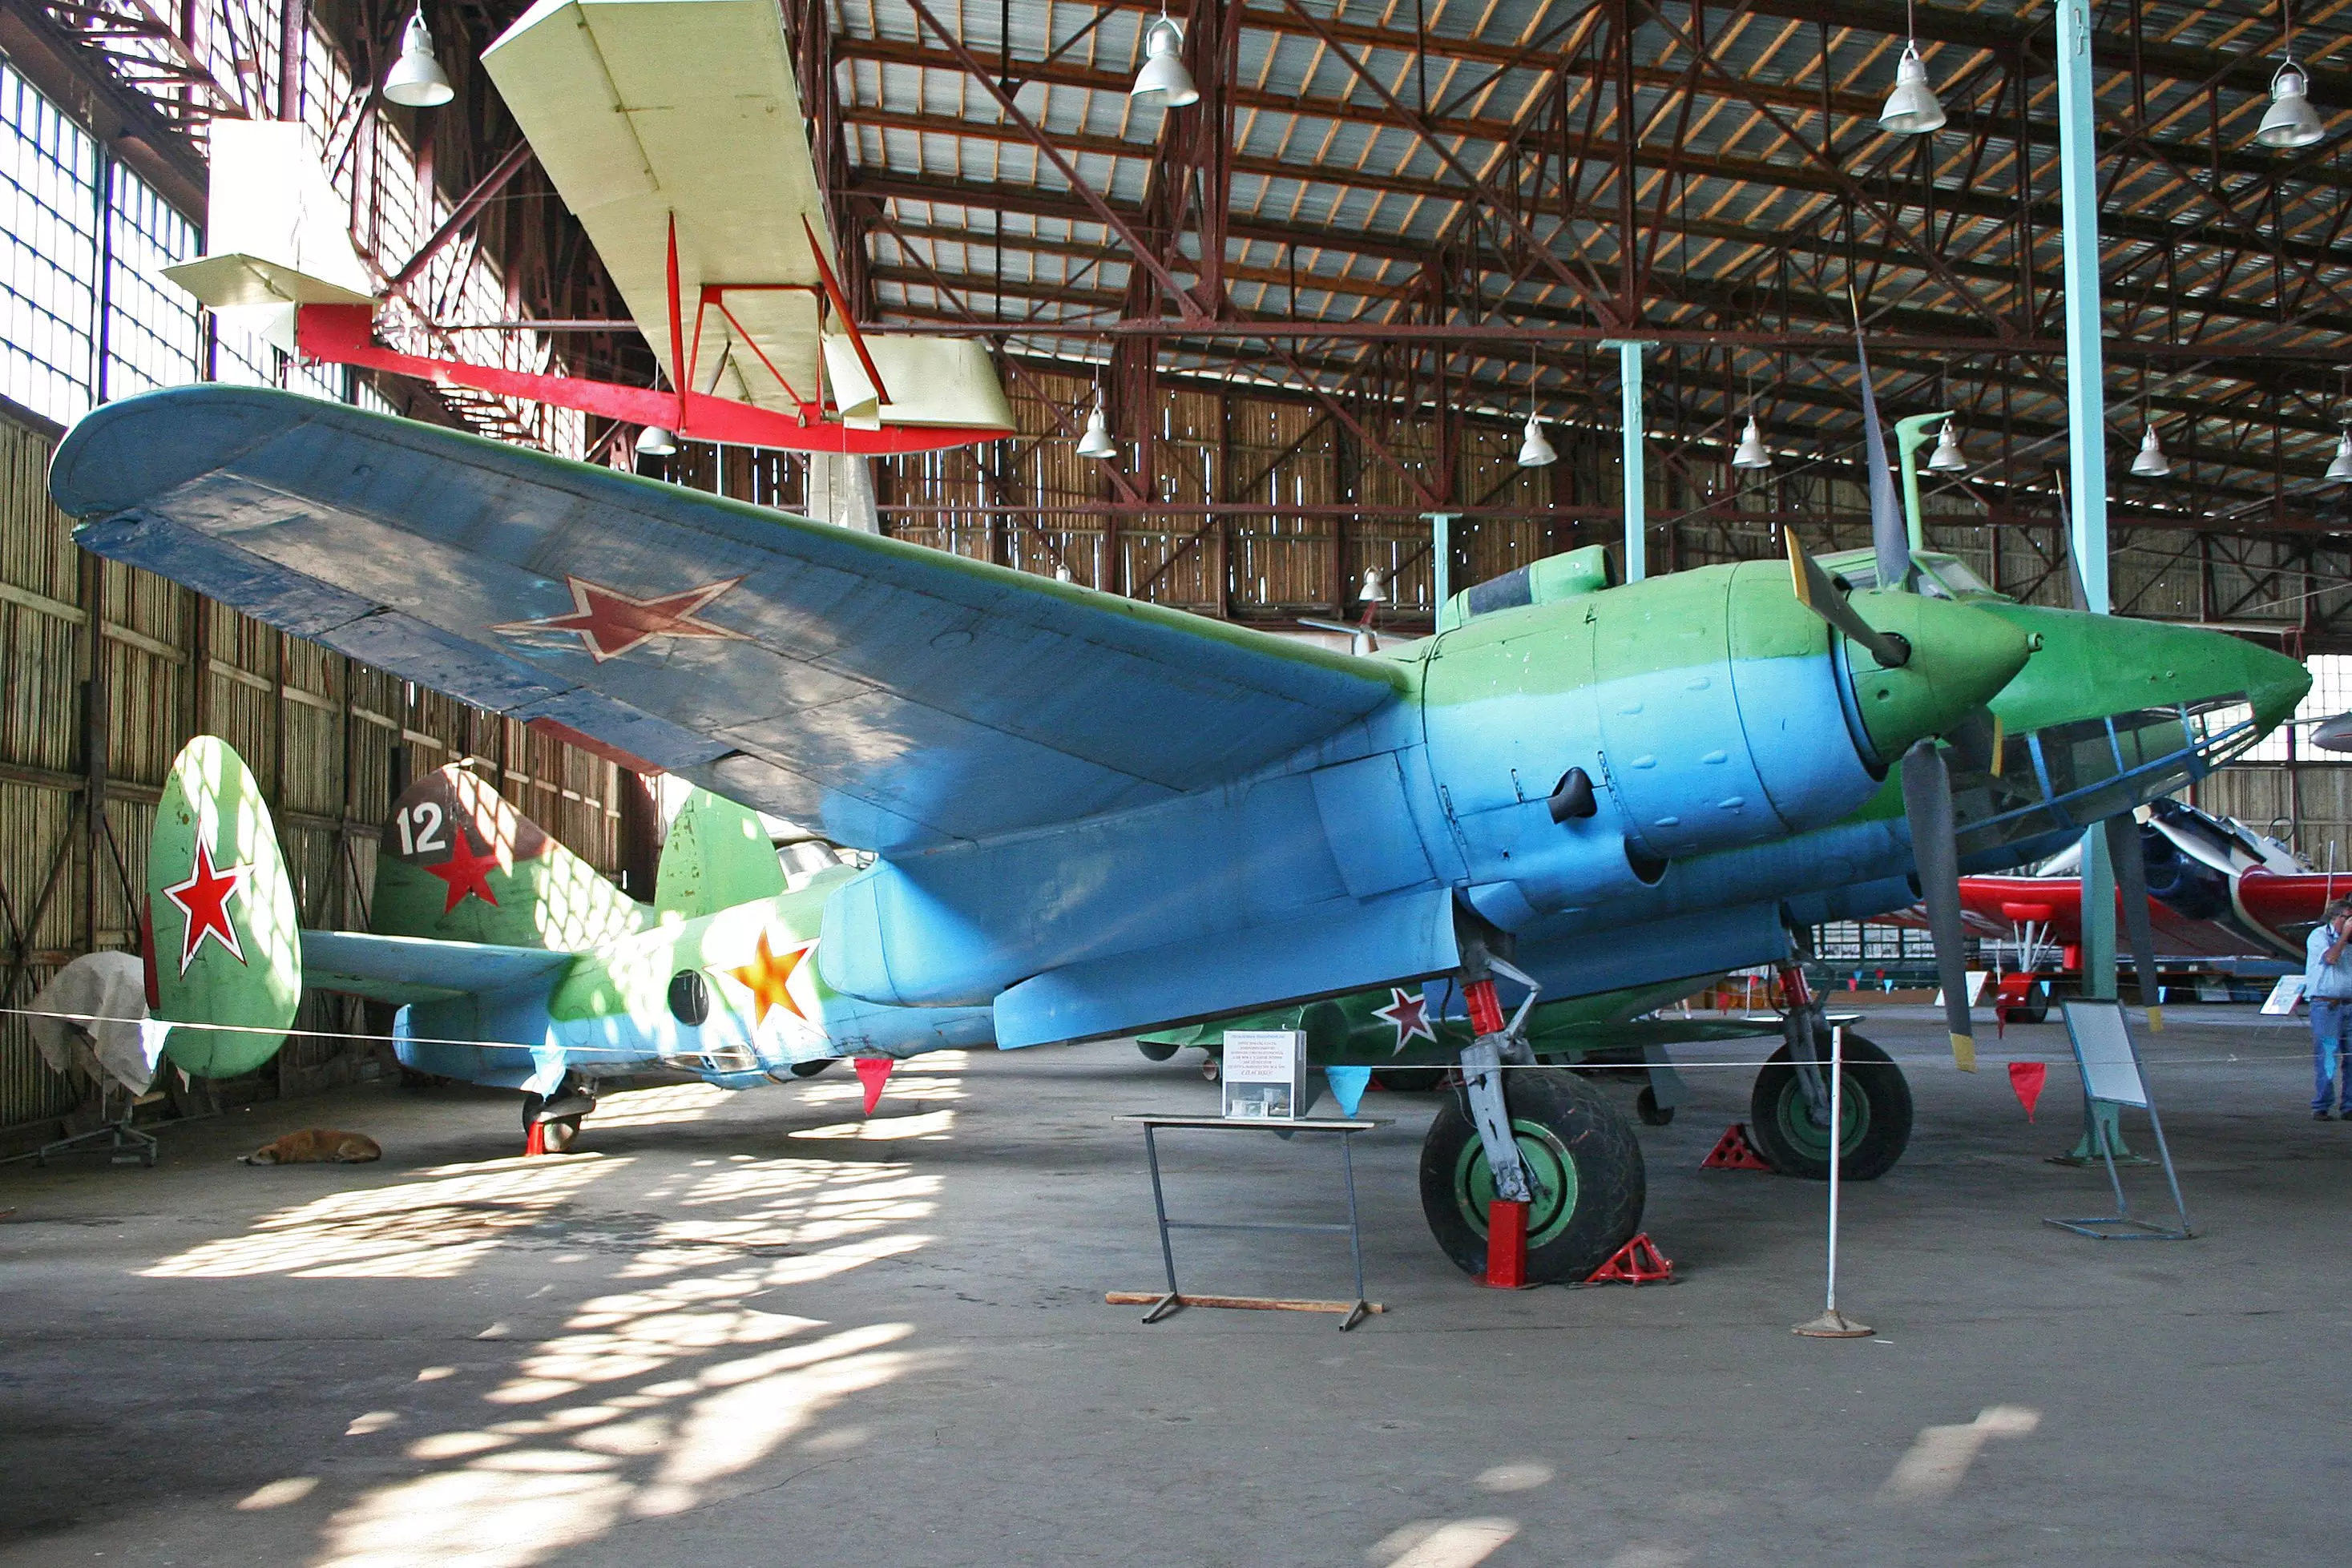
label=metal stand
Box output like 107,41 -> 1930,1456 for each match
1113,1115 -> 1384,1330
1794,1024 -> 1873,1337
2043,1002 -> 2193,1240
9,1088 -> 159,1167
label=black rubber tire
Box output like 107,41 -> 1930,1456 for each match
1635,1085 -> 1675,1126
2011,986 -> 2050,1025
540,1116 -> 580,1154
518,1091 -> 544,1127
1746,1034 -> 1912,1182
1418,1067 -> 1646,1284
1136,1040 -> 1181,1062
1375,1066 -> 1448,1093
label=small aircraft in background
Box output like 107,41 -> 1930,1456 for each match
163,0 -> 1014,457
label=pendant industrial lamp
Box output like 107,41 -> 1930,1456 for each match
1358,566 -> 1389,604
634,424 -> 679,458
1878,10 -> 1945,136
2130,424 -> 2171,478
1927,418 -> 1967,473
2328,432 -> 2352,482
1132,10 -> 1201,107
2256,3 -> 2326,149
384,6 -> 455,108
1517,362 -> 1557,468
1076,389 -> 1118,459
1731,415 -> 1771,470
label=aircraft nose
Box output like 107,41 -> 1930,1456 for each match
1840,592 -> 2035,767
1972,603 -> 2311,756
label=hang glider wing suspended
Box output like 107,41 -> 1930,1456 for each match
163,1 -> 1011,453
55,386 -> 1400,853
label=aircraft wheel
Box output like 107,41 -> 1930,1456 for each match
1635,1085 -> 1675,1126
1747,1034 -> 1912,1182
540,1116 -> 581,1154
1375,1066 -> 1447,1093
1418,1067 -> 1645,1284
1137,1040 -> 1180,1062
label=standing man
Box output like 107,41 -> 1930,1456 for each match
2306,898 -> 2352,1119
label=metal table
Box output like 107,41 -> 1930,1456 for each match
1111,1113 -> 1386,1331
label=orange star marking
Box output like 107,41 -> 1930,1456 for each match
422,828 -> 500,913
727,931 -> 817,1028
491,575 -> 747,663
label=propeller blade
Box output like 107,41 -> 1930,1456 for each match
1902,738 -> 1976,1071
2104,812 -> 2165,1032
1785,528 -> 1912,669
1854,320 -> 1910,592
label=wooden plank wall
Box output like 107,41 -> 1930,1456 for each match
0,408 -> 628,1147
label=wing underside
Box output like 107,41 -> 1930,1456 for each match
301,929 -> 575,1005
56,387 -> 1402,853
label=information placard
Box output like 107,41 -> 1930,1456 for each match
1221,1030 -> 1306,1120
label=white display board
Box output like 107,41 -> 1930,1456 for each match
2062,1001 -> 2148,1109
1221,1030 -> 1306,1120
2261,974 -> 2308,1016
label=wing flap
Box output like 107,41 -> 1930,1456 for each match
56,388 -> 1403,852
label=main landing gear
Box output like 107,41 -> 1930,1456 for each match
1748,962 -> 1913,1182
1419,939 -> 1646,1285
522,1082 -> 596,1155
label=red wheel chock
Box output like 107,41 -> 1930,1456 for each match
1584,1232 -> 1675,1286
522,1121 -> 547,1157
1483,1198 -> 1529,1288
1701,1123 -> 1773,1171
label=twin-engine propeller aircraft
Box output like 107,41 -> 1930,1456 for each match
163,0 -> 1013,456
53,368 -> 2302,1282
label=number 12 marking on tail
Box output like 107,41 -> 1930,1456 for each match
395,801 -> 446,857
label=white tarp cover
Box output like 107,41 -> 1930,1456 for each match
28,952 -> 162,1096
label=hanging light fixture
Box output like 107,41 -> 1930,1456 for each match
1358,566 -> 1388,604
1517,413 -> 1558,469
383,6 -> 455,109
1878,38 -> 1946,135
1731,415 -> 1772,470
1927,418 -> 1967,473
1055,563 -> 1076,582
1131,10 -> 1200,107
2328,431 -> 2352,482
634,424 -> 678,458
2256,59 -> 2326,148
1076,393 -> 1117,459
2130,424 -> 2171,478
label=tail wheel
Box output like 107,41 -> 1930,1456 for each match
1746,1034 -> 1912,1181
540,1116 -> 581,1154
1418,1067 -> 1645,1284
1635,1085 -> 1675,1126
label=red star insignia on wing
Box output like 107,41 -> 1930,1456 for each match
724,930 -> 822,1032
161,836 -> 252,975
492,575 -> 747,663
1372,986 -> 1438,1053
422,827 -> 501,913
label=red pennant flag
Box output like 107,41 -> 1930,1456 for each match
2008,1060 -> 2047,1122
853,1056 -> 894,1115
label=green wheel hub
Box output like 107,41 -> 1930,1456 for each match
1454,1119 -> 1582,1247
1773,1071 -> 1870,1162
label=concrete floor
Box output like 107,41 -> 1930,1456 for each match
2,1005 -> 2345,1567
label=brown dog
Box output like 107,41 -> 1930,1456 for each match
241,1130 -> 382,1165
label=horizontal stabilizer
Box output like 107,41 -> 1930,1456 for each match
301,929 -> 575,1006
160,122 -> 377,312
822,334 -> 1019,429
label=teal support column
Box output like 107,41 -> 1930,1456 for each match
2056,0 -> 2127,1162
1894,411 -> 1954,553
1424,512 -> 1457,630
1613,341 -> 1647,582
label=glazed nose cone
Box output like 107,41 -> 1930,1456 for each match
1839,590 -> 2035,767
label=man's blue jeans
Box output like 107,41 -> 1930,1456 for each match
2313,998 -> 2352,1112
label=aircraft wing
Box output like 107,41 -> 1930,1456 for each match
56,386 -> 1405,853
482,0 -> 1011,432
301,930 -> 575,1005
